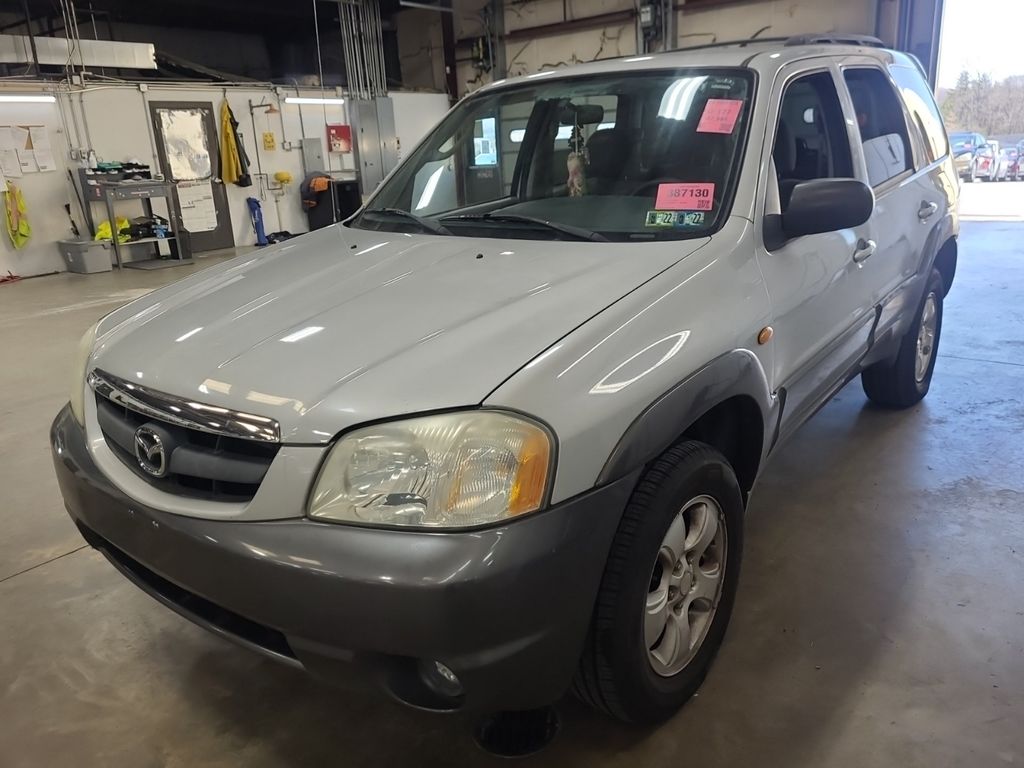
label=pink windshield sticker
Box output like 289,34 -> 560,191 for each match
697,99 -> 744,134
655,183 -> 715,211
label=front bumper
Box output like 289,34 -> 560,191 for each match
51,406 -> 635,712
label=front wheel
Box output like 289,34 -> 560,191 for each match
861,269 -> 944,409
573,441 -> 743,723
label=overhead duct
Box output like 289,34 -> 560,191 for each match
337,0 -> 388,98
0,34 -> 157,70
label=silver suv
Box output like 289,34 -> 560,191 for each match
52,35 -> 958,724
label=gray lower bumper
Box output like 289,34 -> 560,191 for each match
51,406 -> 636,712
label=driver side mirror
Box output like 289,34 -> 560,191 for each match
781,178 -> 874,239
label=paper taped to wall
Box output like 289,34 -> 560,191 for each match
33,149 -> 56,172
0,149 -> 21,178
16,149 -> 37,173
29,127 -> 50,150
177,180 -> 218,232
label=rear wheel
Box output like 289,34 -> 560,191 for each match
574,441 -> 743,723
862,269 -> 944,409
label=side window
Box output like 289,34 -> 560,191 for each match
843,68 -> 912,187
889,64 -> 949,164
773,71 -> 854,211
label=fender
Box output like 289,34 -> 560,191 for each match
597,349 -> 775,487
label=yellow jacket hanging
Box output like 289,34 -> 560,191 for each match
220,100 -> 252,187
3,181 -> 31,249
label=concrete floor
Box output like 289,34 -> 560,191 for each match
1,223 -> 1022,767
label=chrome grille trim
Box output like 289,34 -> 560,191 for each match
88,369 -> 281,444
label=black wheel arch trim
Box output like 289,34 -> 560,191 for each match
597,349 -> 774,489
918,212 -> 957,295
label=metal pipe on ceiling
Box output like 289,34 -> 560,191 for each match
335,0 -> 387,99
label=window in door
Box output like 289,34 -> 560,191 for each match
473,117 -> 498,166
773,71 -> 854,211
889,64 -> 949,165
843,68 -> 912,187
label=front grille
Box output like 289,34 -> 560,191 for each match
94,389 -> 280,503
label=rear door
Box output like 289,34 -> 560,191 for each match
755,62 -> 877,436
837,60 -> 948,338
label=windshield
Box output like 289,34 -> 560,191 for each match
950,133 -> 974,151
351,68 -> 755,242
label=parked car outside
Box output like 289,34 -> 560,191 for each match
53,38 -> 959,725
998,147 -> 1022,181
951,131 -> 996,182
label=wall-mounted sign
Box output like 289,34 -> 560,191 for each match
262,131 -> 276,151
327,124 -> 352,153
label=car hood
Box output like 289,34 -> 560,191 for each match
93,225 -> 708,442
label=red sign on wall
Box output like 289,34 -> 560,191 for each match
327,124 -> 352,153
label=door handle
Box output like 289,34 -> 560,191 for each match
918,201 -> 939,221
853,238 -> 877,264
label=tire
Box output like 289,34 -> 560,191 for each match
573,441 -> 744,723
861,269 -> 944,409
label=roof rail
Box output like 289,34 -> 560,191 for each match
785,33 -> 886,48
667,36 -> 790,54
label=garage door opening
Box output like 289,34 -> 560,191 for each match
936,0 -> 1024,216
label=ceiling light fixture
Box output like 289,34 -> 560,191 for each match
0,94 -> 56,103
285,96 -> 346,105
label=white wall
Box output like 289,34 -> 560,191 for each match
0,83 -> 450,278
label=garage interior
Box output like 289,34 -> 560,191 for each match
2,0 -> 1022,765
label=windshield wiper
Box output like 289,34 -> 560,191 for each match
441,213 -> 608,242
361,207 -> 453,236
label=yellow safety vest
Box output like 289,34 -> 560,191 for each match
3,181 -> 31,249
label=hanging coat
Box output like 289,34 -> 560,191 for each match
3,181 -> 31,249
219,100 -> 252,188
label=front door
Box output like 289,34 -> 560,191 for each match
149,101 -> 234,253
755,63 -> 878,438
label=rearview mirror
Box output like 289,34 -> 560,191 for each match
559,103 -> 604,125
782,179 -> 874,239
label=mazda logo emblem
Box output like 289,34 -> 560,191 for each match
134,426 -> 168,478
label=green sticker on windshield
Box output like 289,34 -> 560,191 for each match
645,211 -> 677,227
645,211 -> 706,228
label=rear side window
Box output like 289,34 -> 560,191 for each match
773,71 -> 854,210
843,68 -> 912,187
890,64 -> 950,165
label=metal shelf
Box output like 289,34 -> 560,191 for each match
122,236 -> 176,245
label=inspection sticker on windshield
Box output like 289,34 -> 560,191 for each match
645,211 -> 677,227
645,211 -> 706,228
655,183 -> 715,211
697,99 -> 744,134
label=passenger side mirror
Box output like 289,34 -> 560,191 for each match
782,179 -> 874,239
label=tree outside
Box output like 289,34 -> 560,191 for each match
940,71 -> 1024,139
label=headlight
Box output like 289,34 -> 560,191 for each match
69,322 -> 99,425
308,411 -> 553,529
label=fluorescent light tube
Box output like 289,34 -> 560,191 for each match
0,94 -> 56,103
285,97 -> 346,105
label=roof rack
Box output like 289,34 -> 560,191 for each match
784,33 -> 886,48
668,37 -> 790,54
